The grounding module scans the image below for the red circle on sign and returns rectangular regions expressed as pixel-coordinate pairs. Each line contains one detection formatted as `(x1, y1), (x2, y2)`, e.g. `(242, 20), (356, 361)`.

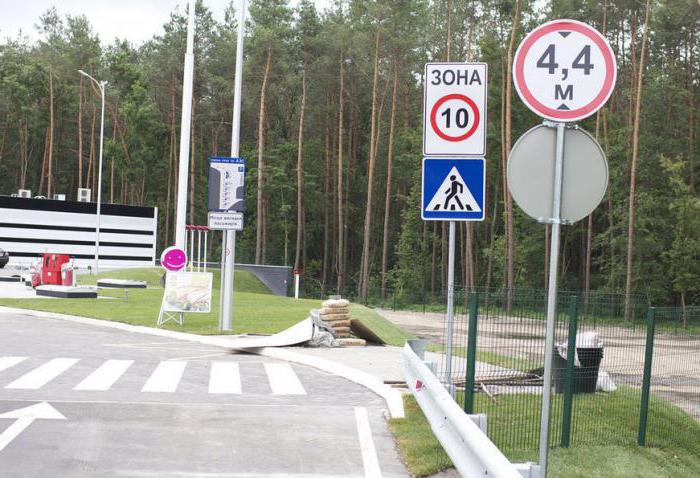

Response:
(430, 94), (480, 142)
(513, 19), (616, 121)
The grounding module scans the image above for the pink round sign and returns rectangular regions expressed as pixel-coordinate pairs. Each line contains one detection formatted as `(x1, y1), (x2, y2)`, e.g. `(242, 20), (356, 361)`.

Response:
(160, 246), (187, 272)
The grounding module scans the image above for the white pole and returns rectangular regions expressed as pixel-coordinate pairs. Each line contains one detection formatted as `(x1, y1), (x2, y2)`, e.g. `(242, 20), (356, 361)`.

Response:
(94, 81), (106, 275)
(189, 228), (194, 271)
(203, 229), (208, 273)
(79, 70), (106, 275)
(220, 0), (246, 331)
(445, 220), (456, 397)
(175, 0), (196, 251)
(539, 121), (566, 477)
(197, 228), (202, 272)
(294, 273), (300, 299)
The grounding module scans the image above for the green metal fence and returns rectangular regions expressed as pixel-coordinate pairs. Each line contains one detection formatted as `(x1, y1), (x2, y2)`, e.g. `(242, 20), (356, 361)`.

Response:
(350, 286), (698, 461)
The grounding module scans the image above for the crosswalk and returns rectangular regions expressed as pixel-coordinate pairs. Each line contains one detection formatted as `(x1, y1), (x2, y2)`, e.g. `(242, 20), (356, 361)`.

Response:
(0, 356), (308, 396)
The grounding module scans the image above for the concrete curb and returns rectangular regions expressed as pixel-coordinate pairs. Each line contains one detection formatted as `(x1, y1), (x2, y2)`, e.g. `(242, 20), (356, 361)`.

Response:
(0, 306), (405, 418)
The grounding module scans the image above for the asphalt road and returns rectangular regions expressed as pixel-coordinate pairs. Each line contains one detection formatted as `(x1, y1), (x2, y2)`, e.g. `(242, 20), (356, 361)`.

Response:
(0, 311), (408, 477)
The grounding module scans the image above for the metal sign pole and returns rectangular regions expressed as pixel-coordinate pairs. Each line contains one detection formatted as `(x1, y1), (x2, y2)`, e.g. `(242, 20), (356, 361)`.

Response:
(538, 121), (566, 476)
(174, 0), (196, 251)
(445, 220), (456, 397)
(220, 0), (246, 331)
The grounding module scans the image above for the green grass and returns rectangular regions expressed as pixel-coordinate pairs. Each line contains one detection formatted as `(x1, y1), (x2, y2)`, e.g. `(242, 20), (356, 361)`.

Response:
(0, 267), (410, 341)
(349, 304), (415, 346)
(78, 267), (271, 294)
(389, 387), (700, 477)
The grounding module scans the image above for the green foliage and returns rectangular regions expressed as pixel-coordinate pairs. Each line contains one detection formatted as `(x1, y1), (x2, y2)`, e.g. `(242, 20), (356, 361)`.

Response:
(0, 1), (698, 306)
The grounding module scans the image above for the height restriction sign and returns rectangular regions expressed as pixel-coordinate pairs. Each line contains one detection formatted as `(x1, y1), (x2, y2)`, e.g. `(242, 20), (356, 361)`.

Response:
(423, 63), (488, 156)
(513, 19), (617, 122)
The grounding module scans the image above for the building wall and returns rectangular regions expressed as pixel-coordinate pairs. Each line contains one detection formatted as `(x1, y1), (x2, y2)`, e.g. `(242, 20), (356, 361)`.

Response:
(0, 196), (158, 270)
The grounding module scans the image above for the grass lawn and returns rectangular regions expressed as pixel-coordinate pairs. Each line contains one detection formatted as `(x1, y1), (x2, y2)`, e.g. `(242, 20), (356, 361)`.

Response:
(389, 387), (700, 477)
(0, 267), (410, 340)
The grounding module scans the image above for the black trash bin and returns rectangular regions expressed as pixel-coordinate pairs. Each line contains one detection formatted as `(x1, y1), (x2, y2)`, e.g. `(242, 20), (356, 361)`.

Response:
(553, 347), (603, 394)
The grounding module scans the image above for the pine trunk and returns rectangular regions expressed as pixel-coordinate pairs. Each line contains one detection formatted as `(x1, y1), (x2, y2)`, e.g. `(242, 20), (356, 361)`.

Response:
(381, 61), (399, 298)
(359, 28), (382, 301)
(504, 0), (521, 311)
(336, 53), (345, 292)
(624, 0), (651, 322)
(294, 60), (308, 272)
(256, 47), (272, 264)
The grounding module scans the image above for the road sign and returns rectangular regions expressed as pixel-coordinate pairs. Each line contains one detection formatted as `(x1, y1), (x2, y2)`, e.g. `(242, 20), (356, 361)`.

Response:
(208, 157), (245, 212)
(513, 19), (617, 122)
(422, 158), (485, 221)
(423, 63), (488, 156)
(208, 211), (243, 231)
(507, 124), (608, 223)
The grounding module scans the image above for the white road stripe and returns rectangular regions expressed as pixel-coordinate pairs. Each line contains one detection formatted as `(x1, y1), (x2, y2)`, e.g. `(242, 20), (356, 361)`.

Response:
(5, 358), (80, 390)
(208, 362), (241, 394)
(141, 361), (187, 393)
(74, 360), (134, 391)
(354, 407), (382, 478)
(0, 357), (27, 373)
(264, 363), (306, 395)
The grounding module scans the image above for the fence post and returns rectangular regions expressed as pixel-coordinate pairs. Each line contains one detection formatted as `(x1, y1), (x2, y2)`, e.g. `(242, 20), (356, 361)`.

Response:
(560, 295), (579, 448)
(638, 307), (656, 446)
(464, 292), (479, 414)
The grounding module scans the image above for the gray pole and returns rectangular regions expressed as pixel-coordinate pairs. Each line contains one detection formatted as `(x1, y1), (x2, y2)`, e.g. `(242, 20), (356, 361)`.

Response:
(538, 121), (566, 476)
(445, 220), (456, 397)
(94, 82), (106, 275)
(79, 70), (106, 275)
(174, 0), (196, 251)
(220, 0), (246, 331)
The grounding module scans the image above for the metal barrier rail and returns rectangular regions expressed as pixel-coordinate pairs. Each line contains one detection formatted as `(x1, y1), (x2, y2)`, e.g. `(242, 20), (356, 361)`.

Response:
(403, 342), (539, 478)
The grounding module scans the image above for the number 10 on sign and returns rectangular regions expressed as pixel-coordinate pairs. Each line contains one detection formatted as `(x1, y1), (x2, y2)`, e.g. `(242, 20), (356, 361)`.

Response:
(423, 63), (488, 156)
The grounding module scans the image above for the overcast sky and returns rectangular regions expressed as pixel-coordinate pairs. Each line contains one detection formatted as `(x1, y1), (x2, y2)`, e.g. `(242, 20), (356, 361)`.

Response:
(0, 1), (330, 46)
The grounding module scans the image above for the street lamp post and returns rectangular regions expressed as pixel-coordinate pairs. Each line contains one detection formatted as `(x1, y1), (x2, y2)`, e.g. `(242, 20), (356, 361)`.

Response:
(79, 70), (107, 275)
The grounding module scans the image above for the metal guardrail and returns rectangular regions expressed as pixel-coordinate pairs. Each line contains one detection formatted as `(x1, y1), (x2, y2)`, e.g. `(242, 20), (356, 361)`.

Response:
(403, 342), (540, 478)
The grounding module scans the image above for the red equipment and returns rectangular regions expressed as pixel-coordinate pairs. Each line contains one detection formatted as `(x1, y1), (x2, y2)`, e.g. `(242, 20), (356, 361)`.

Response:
(32, 254), (73, 287)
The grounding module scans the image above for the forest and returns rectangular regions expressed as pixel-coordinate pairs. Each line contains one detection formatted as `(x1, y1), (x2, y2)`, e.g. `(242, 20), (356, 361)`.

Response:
(0, 0), (698, 310)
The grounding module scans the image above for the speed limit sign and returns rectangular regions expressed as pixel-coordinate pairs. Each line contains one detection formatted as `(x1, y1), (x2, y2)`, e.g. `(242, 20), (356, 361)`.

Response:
(513, 19), (617, 122)
(423, 63), (488, 156)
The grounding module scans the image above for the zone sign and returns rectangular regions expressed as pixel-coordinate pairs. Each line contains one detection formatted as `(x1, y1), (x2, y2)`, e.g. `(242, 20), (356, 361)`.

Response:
(423, 63), (488, 156)
(513, 19), (617, 122)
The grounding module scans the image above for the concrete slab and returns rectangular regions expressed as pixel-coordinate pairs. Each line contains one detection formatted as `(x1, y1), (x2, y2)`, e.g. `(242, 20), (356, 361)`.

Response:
(35, 285), (97, 299)
(97, 279), (148, 289)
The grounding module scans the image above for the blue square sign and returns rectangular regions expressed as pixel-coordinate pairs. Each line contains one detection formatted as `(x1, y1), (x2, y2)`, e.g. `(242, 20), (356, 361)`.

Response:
(422, 158), (485, 221)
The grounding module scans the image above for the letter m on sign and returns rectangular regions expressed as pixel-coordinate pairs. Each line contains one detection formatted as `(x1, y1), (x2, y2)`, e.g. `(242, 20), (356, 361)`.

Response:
(555, 84), (573, 100)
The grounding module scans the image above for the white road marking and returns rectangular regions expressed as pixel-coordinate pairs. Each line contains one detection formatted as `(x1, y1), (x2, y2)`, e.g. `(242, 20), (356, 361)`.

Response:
(208, 362), (241, 394)
(5, 358), (80, 390)
(141, 361), (187, 393)
(264, 363), (306, 395)
(0, 402), (66, 453)
(0, 357), (27, 373)
(354, 407), (382, 478)
(74, 360), (134, 391)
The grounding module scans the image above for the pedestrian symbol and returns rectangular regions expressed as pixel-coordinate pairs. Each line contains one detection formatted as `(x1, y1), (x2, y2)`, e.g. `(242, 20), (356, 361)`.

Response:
(426, 167), (481, 213)
(422, 158), (485, 221)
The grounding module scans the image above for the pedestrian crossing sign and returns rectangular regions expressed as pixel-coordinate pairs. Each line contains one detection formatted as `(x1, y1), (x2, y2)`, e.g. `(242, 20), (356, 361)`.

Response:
(422, 158), (485, 221)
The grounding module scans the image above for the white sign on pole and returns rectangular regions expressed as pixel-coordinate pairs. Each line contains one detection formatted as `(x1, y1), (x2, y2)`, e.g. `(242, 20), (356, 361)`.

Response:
(208, 157), (245, 212)
(513, 19), (617, 122)
(208, 211), (243, 231)
(423, 63), (488, 156)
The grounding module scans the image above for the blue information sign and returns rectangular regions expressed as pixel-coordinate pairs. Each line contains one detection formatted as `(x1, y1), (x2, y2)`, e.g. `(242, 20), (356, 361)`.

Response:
(421, 158), (485, 221)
